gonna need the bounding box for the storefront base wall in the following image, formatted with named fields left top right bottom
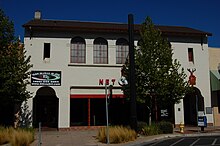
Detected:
left=59, top=126, right=104, bottom=131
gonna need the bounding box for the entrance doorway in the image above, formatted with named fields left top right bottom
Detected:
left=33, top=87, right=59, bottom=128
left=70, top=98, right=88, bottom=126
left=183, top=87, right=204, bottom=126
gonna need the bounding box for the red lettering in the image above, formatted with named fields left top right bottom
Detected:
left=99, top=79, right=104, bottom=85
left=105, top=79, right=109, bottom=85
left=99, top=78, right=116, bottom=85
left=111, top=79, right=116, bottom=85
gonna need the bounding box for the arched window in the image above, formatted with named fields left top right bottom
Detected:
left=116, top=38, right=129, bottom=64
left=70, top=37, right=86, bottom=63
left=93, top=37, right=108, bottom=64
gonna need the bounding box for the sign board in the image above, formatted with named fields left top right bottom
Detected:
left=198, top=116, right=207, bottom=127
left=161, top=109, right=168, bottom=117
left=118, top=76, right=128, bottom=86
left=197, top=111, right=207, bottom=127
left=31, top=71, right=61, bottom=86
left=206, top=107, right=212, bottom=114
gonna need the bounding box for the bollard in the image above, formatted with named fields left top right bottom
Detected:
left=201, top=126, right=204, bottom=132
left=38, top=122, right=42, bottom=146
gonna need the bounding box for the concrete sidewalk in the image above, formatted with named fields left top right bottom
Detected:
left=30, top=126, right=220, bottom=146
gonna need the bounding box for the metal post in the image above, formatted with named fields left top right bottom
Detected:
left=93, top=115, right=96, bottom=126
left=128, top=14, right=137, bottom=131
left=88, top=98, right=91, bottom=127
left=105, top=83, right=110, bottom=144
left=38, top=122, right=42, bottom=146
left=147, top=106, right=151, bottom=126
left=196, top=95, right=199, bottom=133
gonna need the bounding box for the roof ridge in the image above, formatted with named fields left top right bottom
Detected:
left=40, top=19, right=128, bottom=25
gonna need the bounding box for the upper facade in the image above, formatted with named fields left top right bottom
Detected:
left=23, top=11, right=212, bottom=67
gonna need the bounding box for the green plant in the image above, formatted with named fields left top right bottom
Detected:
left=140, top=124, right=160, bottom=136
left=137, top=121, right=148, bottom=133
left=97, top=126, right=137, bottom=144
left=157, top=121, right=173, bottom=134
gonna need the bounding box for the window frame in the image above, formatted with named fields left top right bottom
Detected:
left=43, top=43, right=50, bottom=59
left=116, top=38, right=129, bottom=64
left=93, top=37, right=108, bottom=64
left=70, top=37, right=86, bottom=63
left=188, top=48, right=194, bottom=63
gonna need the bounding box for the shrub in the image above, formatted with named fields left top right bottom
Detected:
left=157, top=121, right=173, bottom=134
left=97, top=126, right=137, bottom=144
left=0, top=126, right=34, bottom=146
left=137, top=121, right=148, bottom=133
left=138, top=121, right=173, bottom=136
left=140, top=123, right=160, bottom=136
left=0, top=131, right=9, bottom=144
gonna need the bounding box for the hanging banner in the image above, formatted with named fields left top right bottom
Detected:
left=31, top=71, right=61, bottom=86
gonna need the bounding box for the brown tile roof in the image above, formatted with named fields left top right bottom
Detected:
left=23, top=19, right=212, bottom=37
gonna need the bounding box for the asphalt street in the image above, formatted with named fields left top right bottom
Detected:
left=142, top=136, right=220, bottom=146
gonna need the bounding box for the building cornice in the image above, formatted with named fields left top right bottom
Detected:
left=23, top=19, right=212, bottom=37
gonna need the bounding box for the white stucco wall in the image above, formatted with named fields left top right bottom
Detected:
left=25, top=36, right=125, bottom=128
left=172, top=41, right=213, bottom=125
left=25, top=33, right=213, bottom=128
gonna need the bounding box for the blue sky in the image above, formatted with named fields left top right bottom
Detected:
left=1, top=0, right=220, bottom=47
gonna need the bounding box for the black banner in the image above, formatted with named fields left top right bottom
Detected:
left=31, top=71, right=61, bottom=86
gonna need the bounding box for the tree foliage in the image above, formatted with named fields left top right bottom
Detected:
left=0, top=9, right=32, bottom=125
left=122, top=17, right=189, bottom=109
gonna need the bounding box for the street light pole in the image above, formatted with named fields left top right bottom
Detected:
left=128, top=14, right=137, bottom=131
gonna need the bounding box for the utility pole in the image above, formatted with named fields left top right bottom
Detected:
left=128, top=14, right=137, bottom=131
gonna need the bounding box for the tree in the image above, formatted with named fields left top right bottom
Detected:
left=0, top=9, right=32, bottom=127
left=122, top=17, right=189, bottom=122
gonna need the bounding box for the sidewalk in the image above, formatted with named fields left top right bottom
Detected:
left=30, top=126, right=220, bottom=146
left=174, top=126, right=220, bottom=135
left=30, top=129, right=99, bottom=146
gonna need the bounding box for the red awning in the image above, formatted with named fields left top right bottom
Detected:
left=70, top=94, right=124, bottom=99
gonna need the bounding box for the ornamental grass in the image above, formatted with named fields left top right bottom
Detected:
left=97, top=126, right=137, bottom=144
left=0, top=126, right=34, bottom=146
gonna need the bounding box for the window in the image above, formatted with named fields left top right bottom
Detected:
left=93, top=37, right=108, bottom=64
left=70, top=37, right=86, bottom=63
left=116, top=38, right=129, bottom=64
left=188, top=48, right=194, bottom=62
left=44, top=43, right=50, bottom=59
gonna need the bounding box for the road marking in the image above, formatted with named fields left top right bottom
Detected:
left=169, top=138, right=185, bottom=146
left=189, top=138, right=200, bottom=146
left=212, top=139, right=218, bottom=145
left=150, top=140, right=163, bottom=146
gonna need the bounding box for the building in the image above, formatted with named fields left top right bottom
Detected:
left=23, top=11, right=213, bottom=129
left=209, top=47, right=220, bottom=126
